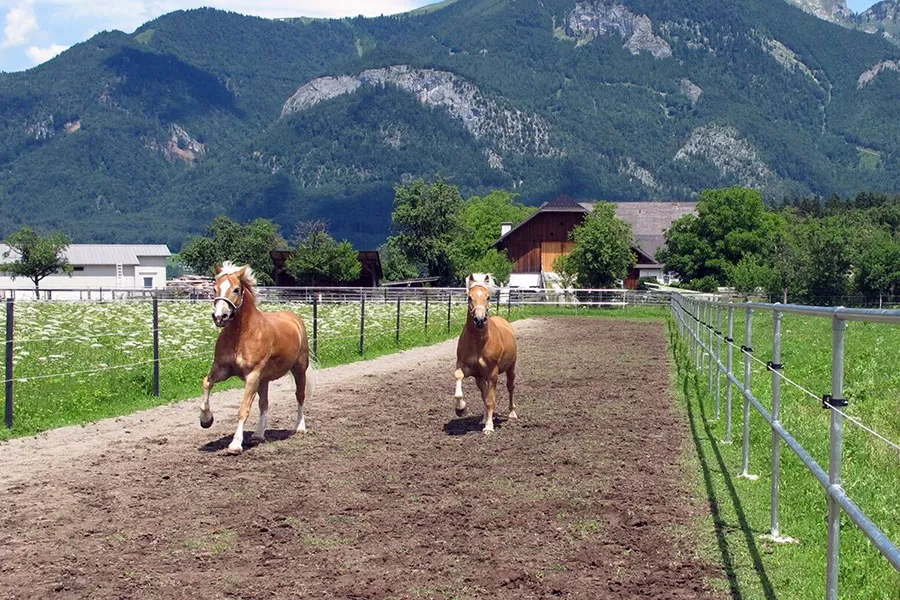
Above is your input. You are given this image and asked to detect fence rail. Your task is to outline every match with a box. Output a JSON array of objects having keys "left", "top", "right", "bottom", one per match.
[{"left": 671, "top": 293, "right": 900, "bottom": 599}]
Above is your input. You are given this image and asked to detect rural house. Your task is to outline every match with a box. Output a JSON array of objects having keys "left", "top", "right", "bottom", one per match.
[
  {"left": 0, "top": 244, "right": 171, "bottom": 299},
  {"left": 492, "top": 198, "right": 696, "bottom": 289}
]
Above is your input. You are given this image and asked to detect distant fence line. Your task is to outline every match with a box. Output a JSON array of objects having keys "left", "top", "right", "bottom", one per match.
[{"left": 0, "top": 287, "right": 669, "bottom": 430}]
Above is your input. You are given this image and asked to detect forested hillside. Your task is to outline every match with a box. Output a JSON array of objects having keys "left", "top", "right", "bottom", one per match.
[{"left": 0, "top": 0, "right": 898, "bottom": 250}]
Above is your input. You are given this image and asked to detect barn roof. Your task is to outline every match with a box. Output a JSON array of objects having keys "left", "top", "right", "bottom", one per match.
[
  {"left": 0, "top": 244, "right": 170, "bottom": 266},
  {"left": 493, "top": 200, "right": 696, "bottom": 260}
]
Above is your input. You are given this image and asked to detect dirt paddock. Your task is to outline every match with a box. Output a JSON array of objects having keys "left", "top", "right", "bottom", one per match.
[{"left": 0, "top": 317, "right": 723, "bottom": 599}]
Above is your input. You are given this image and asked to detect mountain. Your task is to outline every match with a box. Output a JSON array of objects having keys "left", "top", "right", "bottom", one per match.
[
  {"left": 1, "top": 0, "right": 899, "bottom": 250},
  {"left": 784, "top": 0, "right": 900, "bottom": 45}
]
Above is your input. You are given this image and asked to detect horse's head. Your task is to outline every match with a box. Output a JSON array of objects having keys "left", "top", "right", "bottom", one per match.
[
  {"left": 212, "top": 262, "right": 256, "bottom": 327},
  {"left": 466, "top": 273, "right": 496, "bottom": 329}
]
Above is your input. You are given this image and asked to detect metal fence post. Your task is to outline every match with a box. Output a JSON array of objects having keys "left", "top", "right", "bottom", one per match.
[
  {"left": 425, "top": 295, "right": 429, "bottom": 335},
  {"left": 359, "top": 293, "right": 366, "bottom": 355},
  {"left": 312, "top": 296, "right": 318, "bottom": 358},
  {"left": 768, "top": 307, "right": 788, "bottom": 540},
  {"left": 715, "top": 302, "right": 723, "bottom": 419},
  {"left": 826, "top": 315, "right": 848, "bottom": 600},
  {"left": 447, "top": 293, "right": 452, "bottom": 333},
  {"left": 5, "top": 298, "right": 13, "bottom": 429},
  {"left": 152, "top": 297, "right": 160, "bottom": 397},
  {"left": 739, "top": 307, "right": 758, "bottom": 480},
  {"left": 707, "top": 301, "right": 714, "bottom": 397},
  {"left": 507, "top": 288, "right": 511, "bottom": 318},
  {"left": 725, "top": 304, "right": 735, "bottom": 443},
  {"left": 395, "top": 296, "right": 401, "bottom": 346},
  {"left": 693, "top": 300, "right": 702, "bottom": 369}
]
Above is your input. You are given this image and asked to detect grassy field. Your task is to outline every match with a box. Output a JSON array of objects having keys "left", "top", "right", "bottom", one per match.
[{"left": 671, "top": 304, "right": 900, "bottom": 599}]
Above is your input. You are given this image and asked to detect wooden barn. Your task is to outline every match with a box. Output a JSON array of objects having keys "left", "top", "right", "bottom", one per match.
[{"left": 493, "top": 198, "right": 696, "bottom": 289}]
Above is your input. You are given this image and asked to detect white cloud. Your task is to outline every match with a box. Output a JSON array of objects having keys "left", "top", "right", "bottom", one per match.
[
  {"left": 2, "top": 0, "right": 38, "bottom": 48},
  {"left": 25, "top": 41, "right": 65, "bottom": 64}
]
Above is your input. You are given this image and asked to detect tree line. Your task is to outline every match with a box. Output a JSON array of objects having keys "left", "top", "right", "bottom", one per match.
[{"left": 658, "top": 187, "right": 900, "bottom": 305}]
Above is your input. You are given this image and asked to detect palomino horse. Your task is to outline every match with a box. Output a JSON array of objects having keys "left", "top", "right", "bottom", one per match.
[
  {"left": 454, "top": 273, "right": 518, "bottom": 434},
  {"left": 199, "top": 262, "right": 313, "bottom": 454}
]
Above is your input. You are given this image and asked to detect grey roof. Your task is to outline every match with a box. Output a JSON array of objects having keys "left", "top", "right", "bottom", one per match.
[{"left": 0, "top": 244, "right": 170, "bottom": 266}]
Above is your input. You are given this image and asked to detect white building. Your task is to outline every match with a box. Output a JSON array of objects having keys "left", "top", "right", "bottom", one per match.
[{"left": 0, "top": 244, "right": 170, "bottom": 299}]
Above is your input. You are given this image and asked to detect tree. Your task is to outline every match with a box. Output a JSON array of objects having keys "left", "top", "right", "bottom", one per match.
[
  {"left": 765, "top": 224, "right": 804, "bottom": 303},
  {"left": 728, "top": 254, "right": 773, "bottom": 299},
  {"left": 379, "top": 237, "right": 418, "bottom": 283},
  {"left": 566, "top": 202, "right": 635, "bottom": 288},
  {"left": 284, "top": 221, "right": 361, "bottom": 286},
  {"left": 180, "top": 216, "right": 286, "bottom": 284},
  {"left": 794, "top": 217, "right": 853, "bottom": 303},
  {"left": 658, "top": 186, "right": 783, "bottom": 285},
  {"left": 854, "top": 230, "right": 900, "bottom": 306},
  {"left": 386, "top": 178, "right": 464, "bottom": 286},
  {"left": 450, "top": 190, "right": 533, "bottom": 283},
  {"left": 0, "top": 226, "right": 73, "bottom": 298}
]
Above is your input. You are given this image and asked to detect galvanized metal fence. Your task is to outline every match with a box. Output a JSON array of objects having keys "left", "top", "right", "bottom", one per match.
[{"left": 671, "top": 293, "right": 900, "bottom": 599}]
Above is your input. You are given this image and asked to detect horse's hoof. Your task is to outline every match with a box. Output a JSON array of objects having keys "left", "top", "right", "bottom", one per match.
[
  {"left": 225, "top": 445, "right": 243, "bottom": 455},
  {"left": 508, "top": 410, "right": 518, "bottom": 420},
  {"left": 251, "top": 435, "right": 266, "bottom": 444},
  {"left": 482, "top": 428, "right": 494, "bottom": 435},
  {"left": 455, "top": 407, "right": 467, "bottom": 417},
  {"left": 200, "top": 417, "right": 214, "bottom": 429}
]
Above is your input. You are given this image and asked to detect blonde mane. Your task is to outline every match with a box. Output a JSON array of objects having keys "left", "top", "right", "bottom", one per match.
[
  {"left": 467, "top": 272, "right": 497, "bottom": 293},
  {"left": 218, "top": 261, "right": 258, "bottom": 289}
]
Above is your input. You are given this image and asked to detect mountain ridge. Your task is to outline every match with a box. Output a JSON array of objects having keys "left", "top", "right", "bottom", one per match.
[{"left": 0, "top": 0, "right": 898, "bottom": 249}]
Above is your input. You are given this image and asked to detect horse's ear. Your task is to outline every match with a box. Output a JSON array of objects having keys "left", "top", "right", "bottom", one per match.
[
  {"left": 214, "top": 264, "right": 223, "bottom": 275},
  {"left": 235, "top": 265, "right": 248, "bottom": 281},
  {"left": 466, "top": 274, "right": 475, "bottom": 289}
]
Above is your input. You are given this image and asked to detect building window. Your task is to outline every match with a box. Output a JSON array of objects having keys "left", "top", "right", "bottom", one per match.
[
  {"left": 73, "top": 266, "right": 84, "bottom": 272},
  {"left": 143, "top": 276, "right": 153, "bottom": 288}
]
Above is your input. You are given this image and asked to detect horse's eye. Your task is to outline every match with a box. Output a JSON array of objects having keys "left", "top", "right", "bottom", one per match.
[{"left": 234, "top": 287, "right": 241, "bottom": 294}]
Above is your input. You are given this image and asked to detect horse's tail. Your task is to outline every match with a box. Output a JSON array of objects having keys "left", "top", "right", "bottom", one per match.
[{"left": 305, "top": 355, "right": 317, "bottom": 401}]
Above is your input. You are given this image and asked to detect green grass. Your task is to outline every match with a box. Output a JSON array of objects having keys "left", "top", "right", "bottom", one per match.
[
  {"left": 858, "top": 147, "right": 882, "bottom": 172},
  {"left": 671, "top": 307, "right": 900, "bottom": 599}
]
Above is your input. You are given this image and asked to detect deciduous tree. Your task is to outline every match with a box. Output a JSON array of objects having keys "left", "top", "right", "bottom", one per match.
[
  {"left": 0, "top": 226, "right": 72, "bottom": 298},
  {"left": 566, "top": 202, "right": 635, "bottom": 288}
]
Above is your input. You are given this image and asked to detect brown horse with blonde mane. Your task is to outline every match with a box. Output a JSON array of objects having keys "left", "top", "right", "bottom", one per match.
[
  {"left": 454, "top": 273, "right": 518, "bottom": 434},
  {"left": 199, "top": 261, "right": 313, "bottom": 454}
]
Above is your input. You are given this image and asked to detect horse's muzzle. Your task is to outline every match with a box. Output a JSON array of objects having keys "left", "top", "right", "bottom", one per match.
[
  {"left": 473, "top": 316, "right": 488, "bottom": 329},
  {"left": 212, "top": 312, "right": 232, "bottom": 327}
]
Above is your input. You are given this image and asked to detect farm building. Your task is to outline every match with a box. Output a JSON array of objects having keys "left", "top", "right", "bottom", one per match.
[
  {"left": 493, "top": 198, "right": 696, "bottom": 289},
  {"left": 0, "top": 244, "right": 170, "bottom": 299}
]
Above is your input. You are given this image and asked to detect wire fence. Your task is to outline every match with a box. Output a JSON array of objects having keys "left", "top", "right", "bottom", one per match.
[{"left": 672, "top": 294, "right": 900, "bottom": 599}]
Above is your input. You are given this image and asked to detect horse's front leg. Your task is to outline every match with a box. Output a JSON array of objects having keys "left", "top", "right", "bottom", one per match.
[
  {"left": 227, "top": 374, "right": 260, "bottom": 455},
  {"left": 454, "top": 364, "right": 470, "bottom": 416},
  {"left": 199, "top": 363, "right": 230, "bottom": 429},
  {"left": 251, "top": 380, "right": 270, "bottom": 444}
]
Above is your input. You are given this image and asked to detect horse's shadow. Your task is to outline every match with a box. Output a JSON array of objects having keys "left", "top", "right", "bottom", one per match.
[
  {"left": 198, "top": 429, "right": 295, "bottom": 453},
  {"left": 443, "top": 415, "right": 507, "bottom": 436}
]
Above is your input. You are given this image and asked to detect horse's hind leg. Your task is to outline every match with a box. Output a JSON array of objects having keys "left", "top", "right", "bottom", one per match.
[
  {"left": 251, "top": 381, "right": 270, "bottom": 443},
  {"left": 506, "top": 362, "right": 517, "bottom": 420},
  {"left": 291, "top": 362, "right": 309, "bottom": 434}
]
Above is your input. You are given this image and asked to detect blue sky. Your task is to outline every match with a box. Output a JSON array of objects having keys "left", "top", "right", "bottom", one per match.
[{"left": 0, "top": 0, "right": 884, "bottom": 73}]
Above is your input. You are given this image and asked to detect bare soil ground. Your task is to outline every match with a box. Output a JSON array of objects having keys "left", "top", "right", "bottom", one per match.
[{"left": 0, "top": 317, "right": 724, "bottom": 600}]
